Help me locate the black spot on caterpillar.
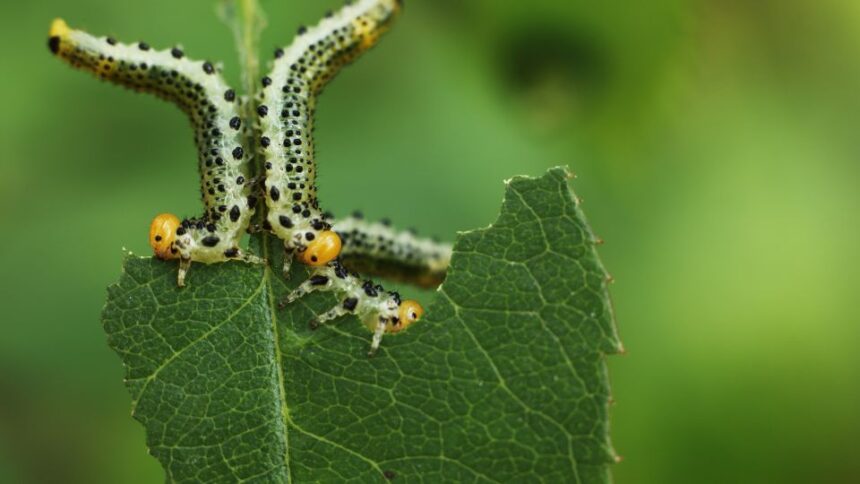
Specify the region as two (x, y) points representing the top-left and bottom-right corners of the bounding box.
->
(258, 0), (402, 278)
(47, 19), (260, 286)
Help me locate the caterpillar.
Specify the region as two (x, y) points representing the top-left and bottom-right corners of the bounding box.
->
(332, 212), (452, 289)
(257, 0), (402, 277)
(284, 213), (451, 355)
(256, 0), (426, 353)
(47, 18), (261, 286)
(282, 259), (424, 356)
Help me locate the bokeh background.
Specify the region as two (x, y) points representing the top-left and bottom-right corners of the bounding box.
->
(1, 0), (859, 482)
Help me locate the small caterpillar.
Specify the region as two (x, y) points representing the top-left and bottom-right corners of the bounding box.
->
(48, 19), (260, 286)
(257, 0), (402, 277)
(333, 212), (452, 288)
(282, 259), (423, 356)
(285, 213), (451, 355)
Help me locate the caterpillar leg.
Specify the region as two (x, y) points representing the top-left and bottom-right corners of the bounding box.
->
(235, 250), (265, 266)
(282, 245), (295, 279)
(245, 175), (264, 188)
(175, 249), (264, 287)
(369, 317), (389, 357)
(309, 304), (352, 330)
(177, 258), (192, 287)
(279, 273), (331, 307)
(246, 223), (266, 234)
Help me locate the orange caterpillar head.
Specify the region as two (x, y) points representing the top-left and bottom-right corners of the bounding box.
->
(300, 230), (342, 266)
(149, 213), (180, 259)
(391, 300), (424, 333)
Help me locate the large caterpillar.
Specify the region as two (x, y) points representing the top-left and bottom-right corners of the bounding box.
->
(258, 0), (426, 353)
(257, 0), (402, 276)
(48, 18), (260, 286)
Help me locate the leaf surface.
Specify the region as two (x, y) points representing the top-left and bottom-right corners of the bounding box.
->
(102, 167), (622, 483)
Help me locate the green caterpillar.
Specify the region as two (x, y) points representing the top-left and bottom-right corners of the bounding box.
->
(48, 18), (260, 286)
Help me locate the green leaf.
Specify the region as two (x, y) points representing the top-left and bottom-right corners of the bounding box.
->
(102, 167), (622, 483)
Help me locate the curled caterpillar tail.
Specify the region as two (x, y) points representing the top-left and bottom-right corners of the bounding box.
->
(333, 214), (452, 288)
(258, 0), (402, 276)
(282, 260), (422, 356)
(49, 19), (259, 285)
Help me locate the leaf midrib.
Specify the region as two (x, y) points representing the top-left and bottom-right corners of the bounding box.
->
(260, 233), (393, 481)
(261, 233), (293, 483)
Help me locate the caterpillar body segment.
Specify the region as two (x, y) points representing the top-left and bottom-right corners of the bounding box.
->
(333, 215), (452, 288)
(257, 0), (402, 276)
(282, 260), (423, 356)
(48, 19), (260, 285)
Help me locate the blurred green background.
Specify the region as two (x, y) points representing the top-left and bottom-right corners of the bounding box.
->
(2, 0), (859, 482)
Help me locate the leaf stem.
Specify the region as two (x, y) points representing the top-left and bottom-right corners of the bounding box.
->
(220, 0), (268, 238)
(237, 0), (264, 99)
